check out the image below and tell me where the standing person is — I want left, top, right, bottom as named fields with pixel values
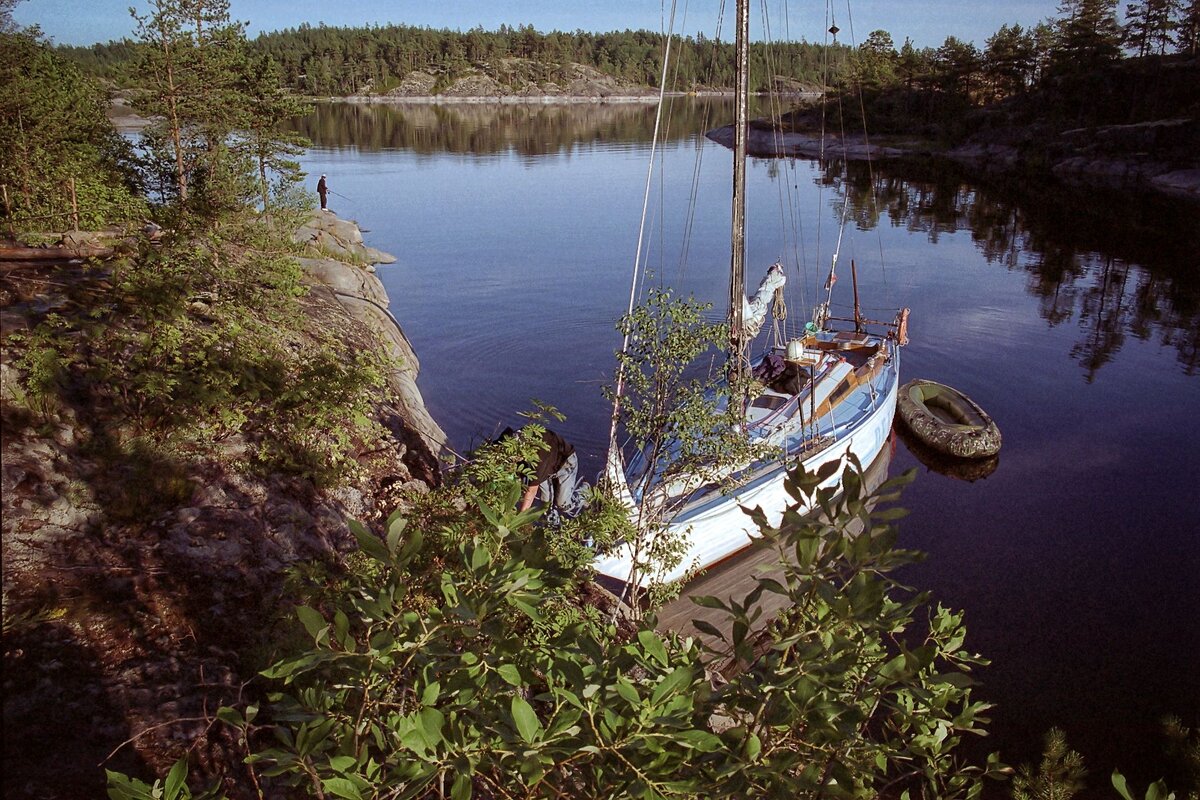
left=317, top=174, right=329, bottom=210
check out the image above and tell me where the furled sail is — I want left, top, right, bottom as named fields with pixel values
left=743, top=262, right=785, bottom=340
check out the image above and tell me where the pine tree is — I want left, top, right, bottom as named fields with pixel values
left=1051, top=0, right=1123, bottom=72
left=852, top=29, right=898, bottom=89
left=129, top=0, right=251, bottom=214
left=1012, top=728, right=1087, bottom=800
left=131, top=0, right=194, bottom=204
left=896, top=37, right=929, bottom=90
left=1178, top=0, right=1200, bottom=53
left=933, top=36, right=982, bottom=97
left=1124, top=0, right=1180, bottom=55
left=1031, top=22, right=1058, bottom=84
left=0, top=0, right=19, bottom=34
left=234, top=52, right=311, bottom=220
left=0, top=26, right=145, bottom=228
left=984, top=23, right=1037, bottom=99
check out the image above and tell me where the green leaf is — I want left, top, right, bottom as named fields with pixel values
left=677, top=729, right=724, bottom=752
left=691, top=619, right=727, bottom=641
left=745, top=732, right=762, bottom=760
left=933, top=671, right=976, bottom=689
left=470, top=546, right=491, bottom=571
left=328, top=755, right=357, bottom=774
left=295, top=605, right=328, bottom=643
left=419, top=707, right=445, bottom=747
left=508, top=594, right=542, bottom=622
left=333, top=610, right=350, bottom=648
left=164, top=758, right=187, bottom=800
left=650, top=666, right=694, bottom=705
left=451, top=772, right=473, bottom=800
left=216, top=706, right=244, bottom=728
left=637, top=629, right=668, bottom=666
left=397, top=527, right=424, bottom=564
left=322, top=776, right=364, bottom=800
left=351, top=520, right=388, bottom=561
left=1146, top=782, right=1168, bottom=800
left=398, top=717, right=430, bottom=753
left=754, top=577, right=789, bottom=596
left=511, top=696, right=541, bottom=743
left=1112, top=771, right=1134, bottom=800
left=386, top=516, right=407, bottom=555
left=497, top=664, right=522, bottom=686
left=879, top=653, right=908, bottom=678
left=421, top=681, right=440, bottom=706
left=106, top=769, right=154, bottom=800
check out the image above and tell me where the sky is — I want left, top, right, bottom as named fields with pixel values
left=12, top=0, right=1064, bottom=50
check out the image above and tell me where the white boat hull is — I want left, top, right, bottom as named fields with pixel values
left=594, top=346, right=900, bottom=587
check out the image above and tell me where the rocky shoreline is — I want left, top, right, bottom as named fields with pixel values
left=706, top=118, right=1200, bottom=201
left=1, top=213, right=445, bottom=797
left=293, top=211, right=447, bottom=459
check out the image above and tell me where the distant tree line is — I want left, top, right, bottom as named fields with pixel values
left=823, top=0, right=1200, bottom=136
left=848, top=0, right=1198, bottom=98
left=57, top=0, right=1199, bottom=101
left=61, top=22, right=849, bottom=95
left=259, top=23, right=850, bottom=95
left=48, top=0, right=1200, bottom=143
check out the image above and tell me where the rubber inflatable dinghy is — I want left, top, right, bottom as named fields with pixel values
left=896, top=379, right=1001, bottom=459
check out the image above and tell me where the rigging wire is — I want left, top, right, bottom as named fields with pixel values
left=842, top=0, right=894, bottom=307
left=814, top=0, right=860, bottom=330
left=609, top=0, right=681, bottom=446
left=759, top=0, right=809, bottom=345
left=676, top=0, right=727, bottom=288
left=671, top=0, right=709, bottom=287
left=817, top=0, right=832, bottom=308
left=777, top=0, right=811, bottom=341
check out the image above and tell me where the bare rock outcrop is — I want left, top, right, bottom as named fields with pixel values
left=2, top=214, right=446, bottom=798
left=292, top=211, right=447, bottom=457
left=378, top=60, right=654, bottom=101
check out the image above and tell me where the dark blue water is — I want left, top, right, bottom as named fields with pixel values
left=295, top=100, right=1200, bottom=791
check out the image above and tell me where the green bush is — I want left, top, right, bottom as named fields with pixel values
left=8, top=218, right=387, bottom=490
left=194, top=458, right=1008, bottom=799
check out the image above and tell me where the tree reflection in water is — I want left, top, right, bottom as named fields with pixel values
left=293, top=100, right=1199, bottom=381
left=291, top=98, right=780, bottom=158
left=821, top=158, right=1200, bottom=380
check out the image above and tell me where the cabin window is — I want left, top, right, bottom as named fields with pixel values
left=751, top=393, right=790, bottom=411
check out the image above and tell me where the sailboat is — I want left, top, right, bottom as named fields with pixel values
left=594, top=0, right=910, bottom=589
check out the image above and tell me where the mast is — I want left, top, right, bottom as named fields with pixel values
left=729, top=0, right=750, bottom=390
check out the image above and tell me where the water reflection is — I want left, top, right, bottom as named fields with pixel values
left=823, top=158, right=1200, bottom=379
left=295, top=101, right=1199, bottom=381
left=295, top=101, right=1199, bottom=784
left=893, top=422, right=1000, bottom=483
left=293, top=98, right=777, bottom=158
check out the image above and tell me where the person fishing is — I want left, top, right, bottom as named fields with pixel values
left=317, top=173, right=329, bottom=210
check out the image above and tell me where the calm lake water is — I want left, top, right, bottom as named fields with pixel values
left=294, top=100, right=1200, bottom=789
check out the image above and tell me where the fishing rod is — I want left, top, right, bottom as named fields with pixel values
left=329, top=189, right=352, bottom=201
